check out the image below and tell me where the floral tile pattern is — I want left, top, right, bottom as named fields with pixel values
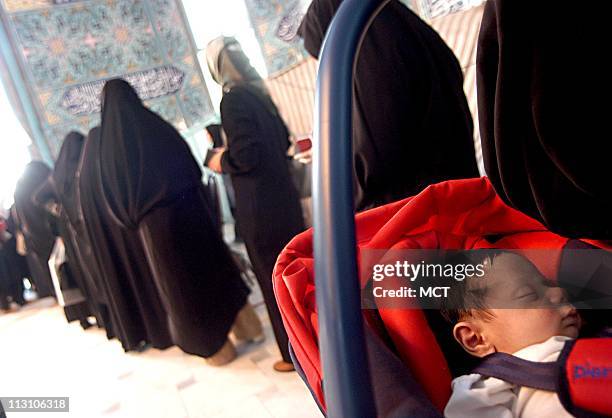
left=243, top=0, right=308, bottom=76
left=1, top=0, right=213, bottom=158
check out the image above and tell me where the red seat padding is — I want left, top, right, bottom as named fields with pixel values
left=273, top=177, right=604, bottom=413
left=564, top=338, right=612, bottom=416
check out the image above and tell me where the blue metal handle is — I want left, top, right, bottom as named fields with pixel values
left=313, top=0, right=391, bottom=417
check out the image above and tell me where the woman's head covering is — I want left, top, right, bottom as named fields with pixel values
left=98, top=79, right=202, bottom=229
left=298, top=0, right=341, bottom=58
left=32, top=176, right=58, bottom=209
left=16, top=162, right=52, bottom=198
left=205, top=36, right=268, bottom=93
left=206, top=36, right=281, bottom=117
left=477, top=0, right=612, bottom=239
left=35, top=132, right=85, bottom=223
left=78, top=127, right=101, bottom=192
left=14, top=161, right=57, bottom=251
left=19, top=161, right=55, bottom=212
left=53, top=132, right=85, bottom=197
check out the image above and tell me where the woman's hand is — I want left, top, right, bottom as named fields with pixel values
left=293, top=149, right=313, bottom=165
left=206, top=148, right=226, bottom=173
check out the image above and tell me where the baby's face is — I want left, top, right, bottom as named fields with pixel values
left=472, top=252, right=581, bottom=354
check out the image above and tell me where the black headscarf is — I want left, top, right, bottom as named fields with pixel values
left=13, top=162, right=57, bottom=297
left=477, top=0, right=612, bottom=239
left=14, top=161, right=56, bottom=255
left=98, top=79, right=202, bottom=229
left=299, top=0, right=338, bottom=58
left=299, top=0, right=479, bottom=211
left=32, top=177, right=58, bottom=214
left=33, top=132, right=85, bottom=223
left=52, top=132, right=85, bottom=223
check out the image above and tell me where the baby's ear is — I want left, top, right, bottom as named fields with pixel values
left=453, top=321, right=495, bottom=358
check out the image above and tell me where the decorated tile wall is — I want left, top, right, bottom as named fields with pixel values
left=415, top=0, right=485, bottom=19
left=242, top=0, right=485, bottom=76
left=243, top=0, right=309, bottom=75
left=1, top=0, right=213, bottom=158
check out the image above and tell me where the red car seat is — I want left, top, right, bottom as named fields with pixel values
left=273, top=177, right=611, bottom=414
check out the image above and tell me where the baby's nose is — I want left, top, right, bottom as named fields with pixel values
left=546, top=286, right=568, bottom=305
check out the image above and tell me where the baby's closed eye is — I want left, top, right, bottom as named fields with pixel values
left=514, top=285, right=538, bottom=300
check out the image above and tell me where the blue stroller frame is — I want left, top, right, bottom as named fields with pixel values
left=312, top=1, right=391, bottom=416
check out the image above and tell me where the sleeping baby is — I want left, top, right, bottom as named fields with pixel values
left=441, top=251, right=581, bottom=418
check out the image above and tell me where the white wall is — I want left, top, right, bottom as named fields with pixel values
left=0, top=84, right=32, bottom=210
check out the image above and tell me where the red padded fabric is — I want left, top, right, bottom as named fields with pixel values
left=273, top=177, right=572, bottom=413
left=566, top=339, right=612, bottom=416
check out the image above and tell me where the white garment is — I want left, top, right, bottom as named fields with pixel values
left=444, top=336, right=574, bottom=418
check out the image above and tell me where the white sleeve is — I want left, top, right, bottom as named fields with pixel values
left=444, top=374, right=517, bottom=418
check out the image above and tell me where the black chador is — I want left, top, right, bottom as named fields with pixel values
left=34, top=132, right=108, bottom=328
left=477, top=0, right=612, bottom=239
left=299, top=0, right=480, bottom=211
left=97, top=79, right=249, bottom=358
left=13, top=162, right=56, bottom=298
left=79, top=127, right=173, bottom=351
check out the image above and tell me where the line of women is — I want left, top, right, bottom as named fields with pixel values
left=10, top=0, right=600, bottom=382
left=9, top=79, right=282, bottom=367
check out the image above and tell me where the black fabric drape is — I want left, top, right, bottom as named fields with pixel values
left=0, top=212, right=27, bottom=307
left=34, top=132, right=107, bottom=325
left=299, top=0, right=479, bottom=211
left=0, top=249, right=13, bottom=310
left=79, top=126, right=172, bottom=351
left=98, top=80, right=203, bottom=229
left=0, top=235, right=26, bottom=307
left=206, top=124, right=224, bottom=148
left=71, top=131, right=114, bottom=334
left=51, top=132, right=85, bottom=226
left=0, top=241, right=23, bottom=309
left=220, top=85, right=305, bottom=362
left=13, top=162, right=56, bottom=297
left=477, top=0, right=612, bottom=239
left=32, top=178, right=84, bottom=308
left=98, top=79, right=249, bottom=358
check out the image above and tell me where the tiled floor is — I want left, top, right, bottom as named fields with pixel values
left=0, top=296, right=323, bottom=418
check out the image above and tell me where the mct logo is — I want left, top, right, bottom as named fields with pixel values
left=573, top=362, right=612, bottom=380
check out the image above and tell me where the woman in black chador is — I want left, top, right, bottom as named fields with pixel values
left=206, top=37, right=305, bottom=371
left=97, top=79, right=260, bottom=365
left=79, top=126, right=172, bottom=351
left=13, top=161, right=56, bottom=298
left=299, top=0, right=480, bottom=211
left=33, top=131, right=108, bottom=329
left=1, top=215, right=26, bottom=310
left=0, top=214, right=27, bottom=309
left=477, top=0, right=612, bottom=240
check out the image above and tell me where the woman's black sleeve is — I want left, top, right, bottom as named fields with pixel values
left=220, top=91, right=261, bottom=175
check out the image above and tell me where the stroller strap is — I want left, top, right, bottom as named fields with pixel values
left=472, top=352, right=558, bottom=391
left=472, top=338, right=612, bottom=418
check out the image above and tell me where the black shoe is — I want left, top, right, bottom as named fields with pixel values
left=80, top=319, right=93, bottom=330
